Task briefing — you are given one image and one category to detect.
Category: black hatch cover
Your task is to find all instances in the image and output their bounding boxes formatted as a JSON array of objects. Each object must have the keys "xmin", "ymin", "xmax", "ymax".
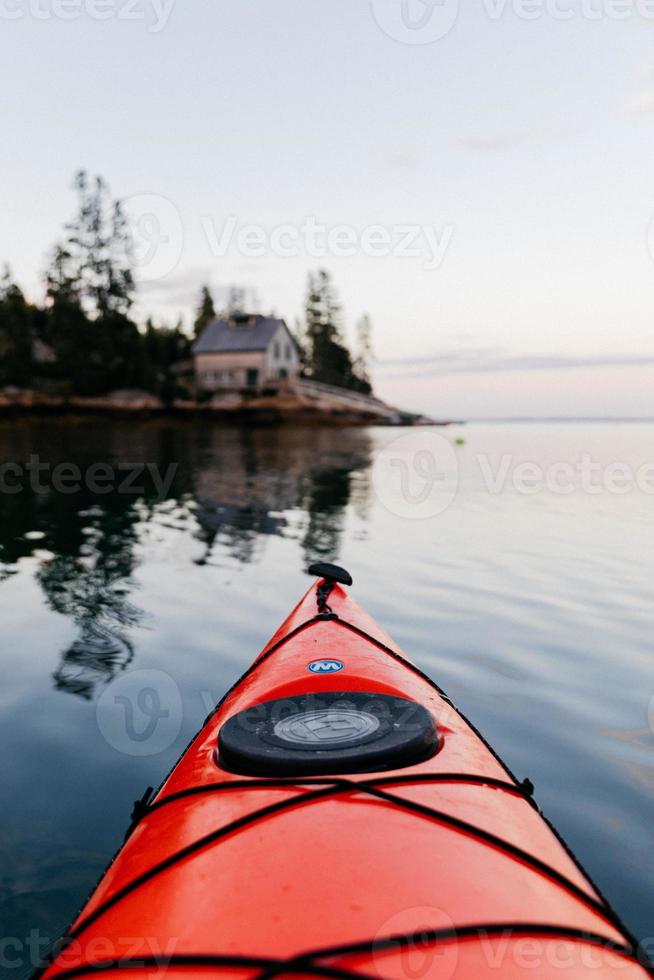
[{"xmin": 218, "ymin": 691, "xmax": 438, "ymax": 776}]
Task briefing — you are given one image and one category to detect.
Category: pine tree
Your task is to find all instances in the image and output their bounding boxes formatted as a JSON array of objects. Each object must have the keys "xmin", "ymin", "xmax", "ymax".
[
  {"xmin": 42, "ymin": 172, "xmax": 142, "ymax": 395},
  {"xmin": 0, "ymin": 266, "xmax": 34, "ymax": 386},
  {"xmin": 303, "ymin": 269, "xmax": 372, "ymax": 393},
  {"xmin": 194, "ymin": 285, "xmax": 216, "ymax": 338},
  {"xmin": 45, "ymin": 245, "xmax": 80, "ymax": 307},
  {"xmin": 48, "ymin": 171, "xmax": 134, "ymax": 318}
]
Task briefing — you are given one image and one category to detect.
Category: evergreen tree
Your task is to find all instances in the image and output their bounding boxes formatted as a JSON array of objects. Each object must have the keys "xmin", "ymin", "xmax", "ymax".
[
  {"xmin": 194, "ymin": 285, "xmax": 216, "ymax": 338},
  {"xmin": 42, "ymin": 172, "xmax": 141, "ymax": 395},
  {"xmin": 143, "ymin": 317, "xmax": 191, "ymax": 402},
  {"xmin": 304, "ymin": 269, "xmax": 341, "ymax": 382},
  {"xmin": 0, "ymin": 266, "xmax": 34, "ymax": 386},
  {"xmin": 45, "ymin": 245, "xmax": 80, "ymax": 307},
  {"xmin": 303, "ymin": 270, "xmax": 372, "ymax": 394},
  {"xmin": 51, "ymin": 170, "xmax": 135, "ymax": 318}
]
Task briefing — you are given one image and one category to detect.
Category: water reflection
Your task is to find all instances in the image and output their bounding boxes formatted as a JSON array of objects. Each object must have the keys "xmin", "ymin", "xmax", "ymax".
[
  {"xmin": 192, "ymin": 428, "xmax": 372, "ymax": 566},
  {"xmin": 301, "ymin": 466, "xmax": 356, "ymax": 562},
  {"xmin": 0, "ymin": 491, "xmax": 144, "ymax": 698},
  {"xmin": 193, "ymin": 500, "xmax": 286, "ymax": 566},
  {"xmin": 1, "ymin": 420, "xmax": 652, "ymax": 959},
  {"xmin": 0, "ymin": 420, "xmax": 373, "ymax": 698},
  {"xmin": 41, "ymin": 538, "xmax": 140, "ymax": 700}
]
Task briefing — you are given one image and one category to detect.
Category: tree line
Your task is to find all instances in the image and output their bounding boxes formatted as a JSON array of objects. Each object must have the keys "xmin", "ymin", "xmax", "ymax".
[{"xmin": 0, "ymin": 172, "xmax": 373, "ymax": 400}]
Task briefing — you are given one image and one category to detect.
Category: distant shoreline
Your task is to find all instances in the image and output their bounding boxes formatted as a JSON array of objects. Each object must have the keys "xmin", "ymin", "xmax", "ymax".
[{"xmin": 464, "ymin": 417, "xmax": 654, "ymax": 424}]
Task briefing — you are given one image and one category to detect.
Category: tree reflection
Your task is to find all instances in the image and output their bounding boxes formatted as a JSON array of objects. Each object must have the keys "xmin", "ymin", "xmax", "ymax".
[
  {"xmin": 38, "ymin": 527, "xmax": 141, "ymax": 699},
  {"xmin": 0, "ymin": 457, "xmax": 145, "ymax": 699},
  {"xmin": 0, "ymin": 420, "xmax": 373, "ymax": 696},
  {"xmin": 301, "ymin": 466, "xmax": 353, "ymax": 565}
]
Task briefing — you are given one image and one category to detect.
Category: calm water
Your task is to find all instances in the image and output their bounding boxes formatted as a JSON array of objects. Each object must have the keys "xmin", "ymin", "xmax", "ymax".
[{"xmin": 1, "ymin": 418, "xmax": 652, "ymax": 973}]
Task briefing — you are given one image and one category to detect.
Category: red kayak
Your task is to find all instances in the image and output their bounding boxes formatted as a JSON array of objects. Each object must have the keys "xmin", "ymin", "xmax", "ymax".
[{"xmin": 39, "ymin": 564, "xmax": 651, "ymax": 979}]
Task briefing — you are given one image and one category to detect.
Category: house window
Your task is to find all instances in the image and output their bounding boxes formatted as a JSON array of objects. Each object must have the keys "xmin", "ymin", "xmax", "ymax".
[
  {"xmin": 285, "ymin": 344, "xmax": 291, "ymax": 360},
  {"xmin": 273, "ymin": 341, "xmax": 280, "ymax": 358}
]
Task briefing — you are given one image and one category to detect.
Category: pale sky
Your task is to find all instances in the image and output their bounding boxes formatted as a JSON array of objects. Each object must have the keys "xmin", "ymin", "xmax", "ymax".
[{"xmin": 2, "ymin": 0, "xmax": 654, "ymax": 417}]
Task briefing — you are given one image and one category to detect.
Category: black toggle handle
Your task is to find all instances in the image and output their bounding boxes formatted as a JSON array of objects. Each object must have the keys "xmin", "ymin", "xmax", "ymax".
[{"xmin": 307, "ymin": 562, "xmax": 353, "ymax": 586}]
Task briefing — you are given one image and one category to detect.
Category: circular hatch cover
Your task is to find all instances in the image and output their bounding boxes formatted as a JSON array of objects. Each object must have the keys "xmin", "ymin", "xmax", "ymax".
[{"xmin": 218, "ymin": 691, "xmax": 438, "ymax": 776}]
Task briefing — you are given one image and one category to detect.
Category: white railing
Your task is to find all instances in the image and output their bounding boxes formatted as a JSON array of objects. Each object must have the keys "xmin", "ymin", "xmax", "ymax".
[{"xmin": 294, "ymin": 378, "xmax": 399, "ymax": 417}]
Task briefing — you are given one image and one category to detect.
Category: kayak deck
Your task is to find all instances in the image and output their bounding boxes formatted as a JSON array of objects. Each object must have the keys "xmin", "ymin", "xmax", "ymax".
[{"xmin": 40, "ymin": 579, "xmax": 651, "ymax": 980}]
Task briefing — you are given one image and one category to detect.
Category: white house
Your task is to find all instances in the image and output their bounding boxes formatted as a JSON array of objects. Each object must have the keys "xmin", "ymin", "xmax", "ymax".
[{"xmin": 192, "ymin": 314, "xmax": 301, "ymax": 392}]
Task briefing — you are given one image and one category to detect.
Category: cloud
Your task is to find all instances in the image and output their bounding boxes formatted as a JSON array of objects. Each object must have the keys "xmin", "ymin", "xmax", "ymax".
[
  {"xmin": 377, "ymin": 347, "xmax": 654, "ymax": 380},
  {"xmin": 136, "ymin": 269, "xmax": 257, "ymax": 311},
  {"xmin": 136, "ymin": 267, "xmax": 214, "ymax": 306}
]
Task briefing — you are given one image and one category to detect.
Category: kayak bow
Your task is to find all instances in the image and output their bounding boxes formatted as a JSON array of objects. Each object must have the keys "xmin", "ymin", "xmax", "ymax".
[{"xmin": 40, "ymin": 565, "xmax": 651, "ymax": 980}]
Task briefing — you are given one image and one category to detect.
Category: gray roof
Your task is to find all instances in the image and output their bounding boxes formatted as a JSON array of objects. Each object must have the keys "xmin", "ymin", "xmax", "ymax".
[{"xmin": 193, "ymin": 315, "xmax": 289, "ymax": 355}]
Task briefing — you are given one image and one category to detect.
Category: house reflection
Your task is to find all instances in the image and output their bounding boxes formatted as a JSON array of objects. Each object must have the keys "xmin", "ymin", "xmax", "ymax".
[{"xmin": 189, "ymin": 426, "xmax": 372, "ymax": 566}]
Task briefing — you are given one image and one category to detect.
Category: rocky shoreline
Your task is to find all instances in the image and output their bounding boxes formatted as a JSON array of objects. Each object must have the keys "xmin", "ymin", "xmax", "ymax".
[{"xmin": 0, "ymin": 387, "xmax": 449, "ymax": 426}]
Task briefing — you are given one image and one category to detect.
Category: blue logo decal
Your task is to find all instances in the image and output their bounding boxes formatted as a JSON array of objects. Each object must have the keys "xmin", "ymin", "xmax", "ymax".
[{"xmin": 307, "ymin": 659, "xmax": 344, "ymax": 674}]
